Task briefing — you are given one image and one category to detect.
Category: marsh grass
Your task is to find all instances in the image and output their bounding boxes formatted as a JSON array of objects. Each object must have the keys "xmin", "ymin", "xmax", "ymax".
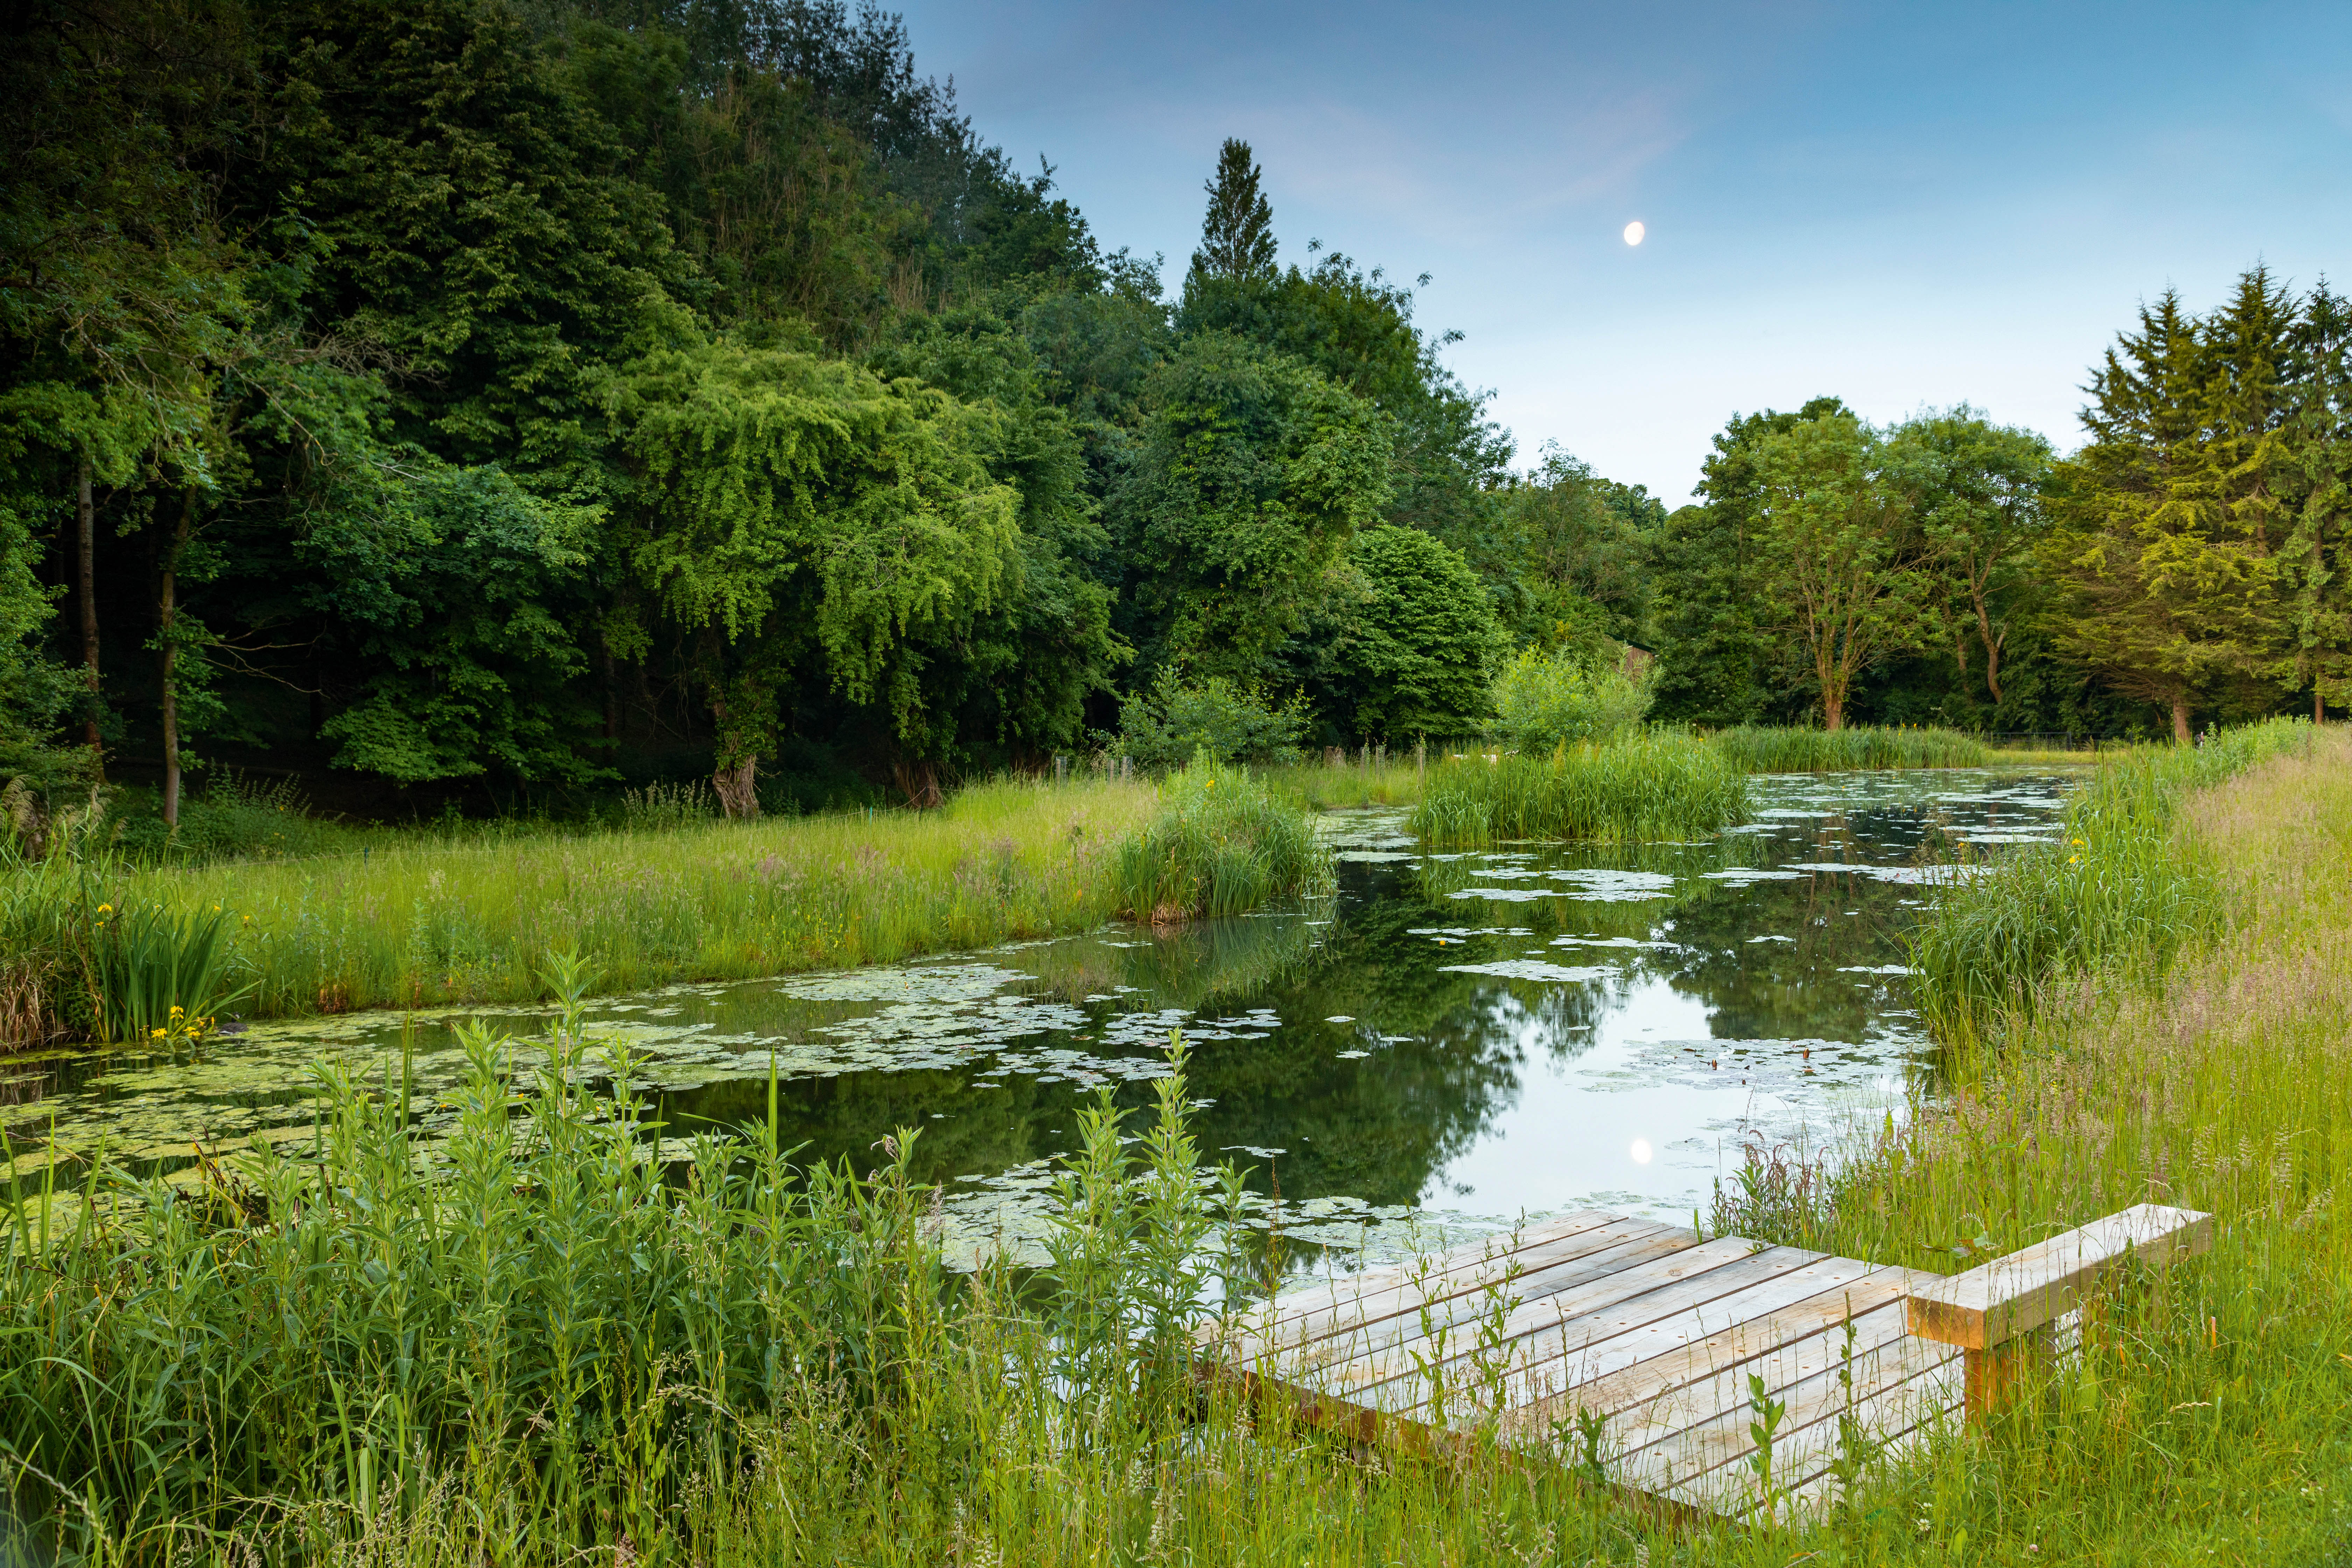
[
  {"xmin": 1110, "ymin": 763, "xmax": 1332, "ymax": 922},
  {"xmin": 1908, "ymin": 718, "xmax": 2311, "ymax": 1041},
  {"xmin": 1410, "ymin": 732, "xmax": 1748, "ymax": 846},
  {"xmin": 1710, "ymin": 726, "xmax": 1990, "ymax": 772},
  {"xmin": 63, "ymin": 776, "xmax": 1163, "ymax": 1021}
]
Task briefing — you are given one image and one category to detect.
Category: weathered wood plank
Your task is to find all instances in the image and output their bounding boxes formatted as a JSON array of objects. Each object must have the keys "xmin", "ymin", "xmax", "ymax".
[
  {"xmin": 1212, "ymin": 1209, "xmax": 1621, "ymax": 1346},
  {"xmin": 1592, "ymin": 1297, "xmax": 1914, "ymax": 1459},
  {"xmin": 1354, "ymin": 1243, "xmax": 1821, "ymax": 1414},
  {"xmin": 1210, "ymin": 1214, "xmax": 1667, "ymax": 1364},
  {"xmin": 1504, "ymin": 1269, "xmax": 1926, "ymax": 1440},
  {"xmin": 1652, "ymin": 1339, "xmax": 1962, "ymax": 1516},
  {"xmin": 1438, "ymin": 1254, "xmax": 1894, "ymax": 1426},
  {"xmin": 1304, "ymin": 1232, "xmax": 1754, "ymax": 1393},
  {"xmin": 1906, "ymin": 1203, "xmax": 2212, "ymax": 1350}
]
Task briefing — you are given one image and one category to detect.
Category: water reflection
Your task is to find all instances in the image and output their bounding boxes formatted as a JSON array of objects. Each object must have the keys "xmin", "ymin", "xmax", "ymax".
[{"xmin": 3, "ymin": 770, "xmax": 2077, "ymax": 1262}]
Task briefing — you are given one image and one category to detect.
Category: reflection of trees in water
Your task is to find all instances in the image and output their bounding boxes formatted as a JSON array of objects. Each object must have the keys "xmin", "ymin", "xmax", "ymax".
[{"xmin": 1180, "ymin": 886, "xmax": 1526, "ymax": 1211}]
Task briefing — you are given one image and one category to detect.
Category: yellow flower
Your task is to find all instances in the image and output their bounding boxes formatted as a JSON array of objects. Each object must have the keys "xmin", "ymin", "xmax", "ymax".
[
  {"xmin": 2069, "ymin": 855, "xmax": 2081, "ymax": 864},
  {"xmin": 97, "ymin": 903, "xmax": 113, "ymax": 915},
  {"xmin": 151, "ymin": 1028, "xmax": 167, "ymax": 1040},
  {"xmin": 212, "ymin": 904, "xmax": 222, "ymax": 913},
  {"xmin": 2071, "ymin": 838, "xmax": 2084, "ymax": 847}
]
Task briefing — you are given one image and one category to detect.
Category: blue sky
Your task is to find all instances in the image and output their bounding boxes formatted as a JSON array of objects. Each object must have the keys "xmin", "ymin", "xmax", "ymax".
[{"xmin": 892, "ymin": 0, "xmax": 2352, "ymax": 502}]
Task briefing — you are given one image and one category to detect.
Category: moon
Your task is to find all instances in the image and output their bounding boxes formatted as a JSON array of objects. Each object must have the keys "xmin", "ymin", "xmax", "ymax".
[
  {"xmin": 1629, "ymin": 1138, "xmax": 1653, "ymax": 1164},
  {"xmin": 1623, "ymin": 220, "xmax": 1646, "ymax": 246}
]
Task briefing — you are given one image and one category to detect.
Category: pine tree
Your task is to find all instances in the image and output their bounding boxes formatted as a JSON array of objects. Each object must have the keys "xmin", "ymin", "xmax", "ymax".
[
  {"xmin": 2286, "ymin": 280, "xmax": 2352, "ymax": 720},
  {"xmin": 2049, "ymin": 278, "xmax": 2294, "ymax": 741},
  {"xmin": 1190, "ymin": 138, "xmax": 1278, "ymax": 283}
]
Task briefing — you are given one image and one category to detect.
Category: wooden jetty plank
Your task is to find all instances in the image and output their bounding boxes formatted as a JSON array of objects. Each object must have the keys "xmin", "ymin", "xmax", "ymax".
[
  {"xmin": 1342, "ymin": 1242, "xmax": 1819, "ymax": 1408},
  {"xmin": 1215, "ymin": 1209, "xmax": 1621, "ymax": 1345},
  {"xmin": 1594, "ymin": 1297, "xmax": 1915, "ymax": 1458},
  {"xmin": 1499, "ymin": 1269, "xmax": 1923, "ymax": 1441},
  {"xmin": 1304, "ymin": 1231, "xmax": 1744, "ymax": 1388},
  {"xmin": 1213, "ymin": 1213, "xmax": 1669, "ymax": 1364},
  {"xmin": 1660, "ymin": 1344, "xmax": 1962, "ymax": 1517},
  {"xmin": 1907, "ymin": 1203, "xmax": 2212, "ymax": 1351},
  {"xmin": 1629, "ymin": 1320, "xmax": 1958, "ymax": 1494},
  {"xmin": 1436, "ymin": 1253, "xmax": 1894, "ymax": 1425}
]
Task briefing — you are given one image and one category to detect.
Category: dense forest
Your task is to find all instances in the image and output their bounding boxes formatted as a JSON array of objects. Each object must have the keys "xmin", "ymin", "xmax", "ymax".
[{"xmin": 5, "ymin": 0, "xmax": 2348, "ymax": 823}]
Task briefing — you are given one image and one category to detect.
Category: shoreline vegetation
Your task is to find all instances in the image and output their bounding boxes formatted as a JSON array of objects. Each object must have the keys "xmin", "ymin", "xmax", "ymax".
[
  {"xmin": 1, "ymin": 721, "xmax": 2341, "ymax": 1563},
  {"xmin": 2, "ymin": 725, "xmax": 2106, "ymax": 1045}
]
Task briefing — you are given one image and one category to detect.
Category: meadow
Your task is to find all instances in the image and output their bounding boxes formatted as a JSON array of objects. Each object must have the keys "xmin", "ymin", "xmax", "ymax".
[{"xmin": 0, "ymin": 765, "xmax": 1331, "ymax": 1041}]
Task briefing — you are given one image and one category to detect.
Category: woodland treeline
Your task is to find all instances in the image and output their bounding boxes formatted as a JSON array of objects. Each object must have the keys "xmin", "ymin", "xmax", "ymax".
[{"xmin": 4, "ymin": 0, "xmax": 2347, "ymax": 820}]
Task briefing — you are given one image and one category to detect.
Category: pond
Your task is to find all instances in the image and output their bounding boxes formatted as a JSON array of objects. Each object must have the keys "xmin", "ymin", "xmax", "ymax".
[{"xmin": 2, "ymin": 769, "xmax": 2076, "ymax": 1273}]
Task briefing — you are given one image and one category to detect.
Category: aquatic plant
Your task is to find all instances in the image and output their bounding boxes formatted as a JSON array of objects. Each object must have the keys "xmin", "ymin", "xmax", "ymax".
[
  {"xmin": 1710, "ymin": 724, "xmax": 1990, "ymax": 772},
  {"xmin": 1111, "ymin": 761, "xmax": 1333, "ymax": 922},
  {"xmin": 1410, "ymin": 731, "xmax": 1748, "ymax": 846},
  {"xmin": 1907, "ymin": 717, "xmax": 2311, "ymax": 1040},
  {"xmin": 84, "ymin": 899, "xmax": 255, "ymax": 1044}
]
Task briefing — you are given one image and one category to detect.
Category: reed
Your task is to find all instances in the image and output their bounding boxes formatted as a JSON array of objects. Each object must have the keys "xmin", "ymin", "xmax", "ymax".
[
  {"xmin": 1710, "ymin": 725, "xmax": 1990, "ymax": 772},
  {"xmin": 1110, "ymin": 762, "xmax": 1333, "ymax": 922},
  {"xmin": 1409, "ymin": 731, "xmax": 1748, "ymax": 846}
]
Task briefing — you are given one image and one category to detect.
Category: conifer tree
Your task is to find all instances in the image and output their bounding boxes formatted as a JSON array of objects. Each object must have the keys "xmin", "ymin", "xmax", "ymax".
[
  {"xmin": 2049, "ymin": 278, "xmax": 2294, "ymax": 740},
  {"xmin": 1190, "ymin": 138, "xmax": 1278, "ymax": 283},
  {"xmin": 2286, "ymin": 280, "xmax": 2352, "ymax": 720}
]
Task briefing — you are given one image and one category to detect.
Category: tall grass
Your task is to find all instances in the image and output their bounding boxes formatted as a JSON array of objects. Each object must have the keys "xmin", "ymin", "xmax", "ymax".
[
  {"xmin": 1710, "ymin": 725, "xmax": 1990, "ymax": 772},
  {"xmin": 12, "ymin": 739, "xmax": 2351, "ymax": 1560},
  {"xmin": 26, "ymin": 776, "xmax": 1163, "ymax": 1023},
  {"xmin": 1908, "ymin": 718, "xmax": 2312, "ymax": 1041},
  {"xmin": 0, "ymin": 960, "xmax": 1237, "ymax": 1562},
  {"xmin": 1111, "ymin": 762, "xmax": 1332, "ymax": 922},
  {"xmin": 1410, "ymin": 731, "xmax": 1748, "ymax": 846}
]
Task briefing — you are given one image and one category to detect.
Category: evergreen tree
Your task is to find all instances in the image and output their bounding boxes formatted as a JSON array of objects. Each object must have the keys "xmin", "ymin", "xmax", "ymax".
[
  {"xmin": 1190, "ymin": 138, "xmax": 1278, "ymax": 284},
  {"xmin": 2286, "ymin": 280, "xmax": 2352, "ymax": 720},
  {"xmin": 2050, "ymin": 276, "xmax": 2296, "ymax": 741}
]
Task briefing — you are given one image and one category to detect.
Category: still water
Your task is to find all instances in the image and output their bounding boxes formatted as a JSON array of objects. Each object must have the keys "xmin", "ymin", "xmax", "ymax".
[{"xmin": 2, "ymin": 769, "xmax": 2074, "ymax": 1267}]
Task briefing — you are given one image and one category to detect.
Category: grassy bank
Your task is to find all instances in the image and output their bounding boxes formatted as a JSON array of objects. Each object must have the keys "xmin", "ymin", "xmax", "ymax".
[
  {"xmin": 1717, "ymin": 721, "xmax": 2351, "ymax": 1560},
  {"xmin": 1710, "ymin": 724, "xmax": 1991, "ymax": 772},
  {"xmin": 1411, "ymin": 731, "xmax": 1748, "ymax": 846},
  {"xmin": 1, "ymin": 770, "xmax": 1334, "ymax": 1036},
  {"xmin": 1907, "ymin": 718, "xmax": 2311, "ymax": 1040}
]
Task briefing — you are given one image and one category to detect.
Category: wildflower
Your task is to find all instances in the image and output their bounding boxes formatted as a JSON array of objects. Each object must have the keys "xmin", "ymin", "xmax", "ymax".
[
  {"xmin": 151, "ymin": 1028, "xmax": 167, "ymax": 1040},
  {"xmin": 97, "ymin": 903, "xmax": 113, "ymax": 915},
  {"xmin": 2071, "ymin": 838, "xmax": 2085, "ymax": 847},
  {"xmin": 2069, "ymin": 855, "xmax": 2081, "ymax": 865}
]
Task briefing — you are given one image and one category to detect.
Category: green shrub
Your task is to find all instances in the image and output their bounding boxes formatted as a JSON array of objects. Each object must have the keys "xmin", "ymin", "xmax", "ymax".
[
  {"xmin": 1709, "ymin": 724, "xmax": 1989, "ymax": 772},
  {"xmin": 1909, "ymin": 718, "xmax": 2312, "ymax": 1040},
  {"xmin": 1490, "ymin": 648, "xmax": 1650, "ymax": 752},
  {"xmin": 1112, "ymin": 760, "xmax": 1332, "ymax": 920},
  {"xmin": 1116, "ymin": 672, "xmax": 1309, "ymax": 770},
  {"xmin": 1410, "ymin": 732, "xmax": 1748, "ymax": 846}
]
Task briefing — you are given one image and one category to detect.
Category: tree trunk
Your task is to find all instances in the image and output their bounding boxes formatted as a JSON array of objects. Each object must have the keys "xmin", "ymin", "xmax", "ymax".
[
  {"xmin": 159, "ymin": 490, "xmax": 192, "ymax": 827},
  {"xmin": 2172, "ymin": 695, "xmax": 2192, "ymax": 744},
  {"xmin": 712, "ymin": 756, "xmax": 758, "ymax": 820},
  {"xmin": 601, "ymin": 640, "xmax": 620, "ymax": 753},
  {"xmin": 2318, "ymin": 689, "xmax": 2327, "ymax": 725},
  {"xmin": 76, "ymin": 455, "xmax": 103, "ymax": 777}
]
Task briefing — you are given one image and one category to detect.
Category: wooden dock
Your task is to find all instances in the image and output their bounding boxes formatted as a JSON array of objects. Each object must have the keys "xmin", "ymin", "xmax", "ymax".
[{"xmin": 1198, "ymin": 1204, "xmax": 2210, "ymax": 1521}]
